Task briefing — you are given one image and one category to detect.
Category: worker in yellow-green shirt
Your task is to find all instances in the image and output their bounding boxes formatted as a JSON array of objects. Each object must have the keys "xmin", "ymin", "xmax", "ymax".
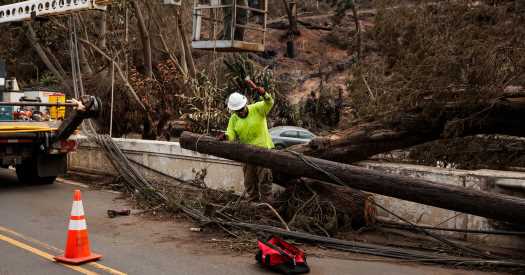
[{"xmin": 224, "ymin": 79, "xmax": 274, "ymax": 202}]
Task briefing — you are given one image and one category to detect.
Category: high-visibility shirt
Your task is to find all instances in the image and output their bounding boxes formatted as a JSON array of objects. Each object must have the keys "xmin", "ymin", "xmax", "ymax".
[{"xmin": 226, "ymin": 93, "xmax": 275, "ymax": 149}]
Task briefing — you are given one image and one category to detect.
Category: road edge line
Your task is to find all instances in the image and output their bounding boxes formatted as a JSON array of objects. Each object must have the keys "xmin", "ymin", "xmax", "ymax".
[
  {"xmin": 0, "ymin": 225, "xmax": 127, "ymax": 275},
  {"xmin": 56, "ymin": 178, "xmax": 122, "ymax": 195},
  {"xmin": 0, "ymin": 233, "xmax": 98, "ymax": 275},
  {"xmin": 56, "ymin": 178, "xmax": 90, "ymax": 188}
]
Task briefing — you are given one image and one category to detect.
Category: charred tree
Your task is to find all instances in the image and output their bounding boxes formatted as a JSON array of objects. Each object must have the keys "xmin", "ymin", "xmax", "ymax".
[
  {"xmin": 293, "ymin": 99, "xmax": 525, "ymax": 164},
  {"xmin": 282, "ymin": 0, "xmax": 299, "ymax": 58}
]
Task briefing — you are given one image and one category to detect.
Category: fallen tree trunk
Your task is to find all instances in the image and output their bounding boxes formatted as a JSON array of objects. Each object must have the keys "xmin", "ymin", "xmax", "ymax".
[
  {"xmin": 293, "ymin": 100, "xmax": 525, "ymax": 164},
  {"xmin": 180, "ymin": 131, "xmax": 525, "ymax": 225}
]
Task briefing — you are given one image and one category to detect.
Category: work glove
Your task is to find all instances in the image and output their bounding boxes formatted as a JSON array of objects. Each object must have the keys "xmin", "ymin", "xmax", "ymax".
[
  {"xmin": 255, "ymin": 87, "xmax": 266, "ymax": 96},
  {"xmin": 245, "ymin": 78, "xmax": 266, "ymax": 96},
  {"xmin": 216, "ymin": 132, "xmax": 227, "ymax": 141}
]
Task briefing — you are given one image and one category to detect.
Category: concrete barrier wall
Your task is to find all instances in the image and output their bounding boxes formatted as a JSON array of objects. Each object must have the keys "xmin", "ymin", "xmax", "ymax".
[
  {"xmin": 68, "ymin": 138, "xmax": 525, "ymax": 250},
  {"xmin": 359, "ymin": 161, "xmax": 525, "ymax": 250},
  {"xmin": 68, "ymin": 138, "xmax": 245, "ymax": 192}
]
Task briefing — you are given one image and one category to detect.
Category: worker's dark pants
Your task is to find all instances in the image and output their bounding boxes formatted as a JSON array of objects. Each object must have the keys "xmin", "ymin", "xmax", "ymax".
[{"xmin": 244, "ymin": 164, "xmax": 273, "ymax": 202}]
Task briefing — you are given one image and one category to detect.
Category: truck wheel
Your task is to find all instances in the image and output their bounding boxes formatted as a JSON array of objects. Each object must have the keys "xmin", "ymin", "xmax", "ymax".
[{"xmin": 15, "ymin": 161, "xmax": 56, "ymax": 185}]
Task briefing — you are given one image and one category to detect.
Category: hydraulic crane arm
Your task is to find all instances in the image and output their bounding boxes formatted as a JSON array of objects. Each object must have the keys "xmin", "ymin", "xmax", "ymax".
[
  {"xmin": 54, "ymin": 95, "xmax": 101, "ymax": 141},
  {"xmin": 0, "ymin": 0, "xmax": 110, "ymax": 24}
]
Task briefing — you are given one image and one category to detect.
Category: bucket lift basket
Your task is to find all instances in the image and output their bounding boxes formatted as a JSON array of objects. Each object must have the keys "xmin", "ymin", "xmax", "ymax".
[{"xmin": 192, "ymin": 0, "xmax": 267, "ymax": 52}]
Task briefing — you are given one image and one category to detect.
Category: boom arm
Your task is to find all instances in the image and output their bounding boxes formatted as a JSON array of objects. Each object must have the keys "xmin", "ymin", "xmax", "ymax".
[
  {"xmin": 0, "ymin": 0, "xmax": 110, "ymax": 24},
  {"xmin": 54, "ymin": 95, "xmax": 101, "ymax": 141}
]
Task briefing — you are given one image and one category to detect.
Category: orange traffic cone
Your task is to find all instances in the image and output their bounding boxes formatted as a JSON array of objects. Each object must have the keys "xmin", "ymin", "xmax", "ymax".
[{"xmin": 54, "ymin": 190, "xmax": 102, "ymax": 265}]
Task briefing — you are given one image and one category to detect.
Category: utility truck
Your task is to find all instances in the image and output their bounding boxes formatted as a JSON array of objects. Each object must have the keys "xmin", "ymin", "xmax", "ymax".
[
  {"xmin": 0, "ymin": 0, "xmax": 109, "ymax": 184},
  {"xmin": 0, "ymin": 61, "xmax": 100, "ymax": 184}
]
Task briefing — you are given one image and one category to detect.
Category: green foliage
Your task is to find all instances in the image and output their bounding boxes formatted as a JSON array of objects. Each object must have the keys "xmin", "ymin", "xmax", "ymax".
[
  {"xmin": 39, "ymin": 72, "xmax": 59, "ymax": 86},
  {"xmin": 183, "ymin": 72, "xmax": 230, "ymax": 134},
  {"xmin": 223, "ymin": 54, "xmax": 299, "ymax": 126},
  {"xmin": 224, "ymin": 54, "xmax": 276, "ymax": 101}
]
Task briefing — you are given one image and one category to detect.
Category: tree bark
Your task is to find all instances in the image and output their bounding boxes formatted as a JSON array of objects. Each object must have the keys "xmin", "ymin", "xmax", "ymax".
[
  {"xmin": 23, "ymin": 22, "xmax": 68, "ymax": 87},
  {"xmin": 132, "ymin": 0, "xmax": 153, "ymax": 78},
  {"xmin": 176, "ymin": 8, "xmax": 196, "ymax": 78},
  {"xmin": 42, "ymin": 45, "xmax": 68, "ymax": 78},
  {"xmin": 78, "ymin": 43, "xmax": 93, "ymax": 75},
  {"xmin": 282, "ymin": 0, "xmax": 299, "ymax": 58},
  {"xmin": 282, "ymin": 0, "xmax": 299, "ymax": 35},
  {"xmin": 172, "ymin": 9, "xmax": 188, "ymax": 77},
  {"xmin": 144, "ymin": 1, "xmax": 186, "ymax": 77},
  {"xmin": 75, "ymin": 15, "xmax": 93, "ymax": 75},
  {"xmin": 516, "ymin": 0, "xmax": 525, "ymax": 13},
  {"xmin": 350, "ymin": 2, "xmax": 363, "ymax": 60},
  {"xmin": 180, "ymin": 131, "xmax": 525, "ymax": 225},
  {"xmin": 286, "ymin": 178, "xmax": 375, "ymax": 229},
  {"xmin": 293, "ymin": 100, "xmax": 525, "ymax": 164},
  {"xmin": 79, "ymin": 38, "xmax": 147, "ymax": 111},
  {"xmin": 267, "ymin": 20, "xmax": 333, "ymax": 31},
  {"xmin": 97, "ymin": 12, "xmax": 107, "ymax": 50}
]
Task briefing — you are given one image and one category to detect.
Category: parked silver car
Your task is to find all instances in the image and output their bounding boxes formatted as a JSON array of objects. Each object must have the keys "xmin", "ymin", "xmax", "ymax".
[{"xmin": 269, "ymin": 126, "xmax": 316, "ymax": 149}]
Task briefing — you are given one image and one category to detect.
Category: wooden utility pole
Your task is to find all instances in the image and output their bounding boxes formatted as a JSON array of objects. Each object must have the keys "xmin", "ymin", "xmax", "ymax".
[{"xmin": 180, "ymin": 132, "xmax": 525, "ymax": 225}]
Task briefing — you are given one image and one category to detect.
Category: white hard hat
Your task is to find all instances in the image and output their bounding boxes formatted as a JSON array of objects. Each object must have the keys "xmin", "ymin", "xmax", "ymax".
[{"xmin": 227, "ymin": 92, "xmax": 248, "ymax": 111}]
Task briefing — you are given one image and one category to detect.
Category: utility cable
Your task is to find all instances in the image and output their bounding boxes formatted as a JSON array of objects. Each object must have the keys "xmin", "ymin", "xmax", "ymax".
[
  {"xmin": 109, "ymin": 59, "xmax": 115, "ymax": 137},
  {"xmin": 175, "ymin": 200, "xmax": 525, "ymax": 268},
  {"xmin": 284, "ymin": 149, "xmax": 496, "ymax": 259},
  {"xmin": 379, "ymin": 220, "xmax": 525, "ymax": 236},
  {"xmin": 69, "ymin": 14, "xmax": 96, "ymax": 135},
  {"xmin": 69, "ymin": 16, "xmax": 79, "ymax": 99},
  {"xmin": 93, "ymin": 135, "xmax": 168, "ymax": 206}
]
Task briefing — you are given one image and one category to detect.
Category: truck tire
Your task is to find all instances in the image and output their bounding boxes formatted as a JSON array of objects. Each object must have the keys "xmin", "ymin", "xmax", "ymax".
[{"xmin": 15, "ymin": 160, "xmax": 56, "ymax": 185}]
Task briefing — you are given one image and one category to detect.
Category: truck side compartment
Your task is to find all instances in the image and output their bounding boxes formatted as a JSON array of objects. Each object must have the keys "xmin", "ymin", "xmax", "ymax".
[{"xmin": 0, "ymin": 95, "xmax": 101, "ymax": 185}]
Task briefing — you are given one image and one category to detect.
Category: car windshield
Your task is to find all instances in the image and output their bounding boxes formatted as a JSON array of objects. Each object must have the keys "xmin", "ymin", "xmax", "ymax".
[
  {"xmin": 270, "ymin": 127, "xmax": 314, "ymax": 138},
  {"xmin": 298, "ymin": 131, "xmax": 313, "ymax": 139},
  {"xmin": 280, "ymin": 131, "xmax": 298, "ymax": 138}
]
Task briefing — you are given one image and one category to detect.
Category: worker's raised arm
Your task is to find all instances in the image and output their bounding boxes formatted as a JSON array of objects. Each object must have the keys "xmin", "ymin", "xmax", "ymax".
[
  {"xmin": 255, "ymin": 92, "xmax": 274, "ymax": 116},
  {"xmin": 244, "ymin": 79, "xmax": 274, "ymax": 116}
]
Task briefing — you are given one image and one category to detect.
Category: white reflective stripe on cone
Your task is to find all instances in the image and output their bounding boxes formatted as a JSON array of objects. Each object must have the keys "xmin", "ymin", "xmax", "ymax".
[
  {"xmin": 70, "ymin": 201, "xmax": 85, "ymax": 217},
  {"xmin": 68, "ymin": 219, "xmax": 87, "ymax": 231}
]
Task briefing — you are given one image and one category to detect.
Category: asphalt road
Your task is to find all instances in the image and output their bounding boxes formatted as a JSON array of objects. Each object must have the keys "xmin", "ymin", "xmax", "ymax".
[{"xmin": 0, "ymin": 168, "xmax": 503, "ymax": 275}]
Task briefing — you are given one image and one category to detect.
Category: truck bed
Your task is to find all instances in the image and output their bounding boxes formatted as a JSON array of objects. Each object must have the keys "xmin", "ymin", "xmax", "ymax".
[{"xmin": 0, "ymin": 121, "xmax": 61, "ymax": 133}]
